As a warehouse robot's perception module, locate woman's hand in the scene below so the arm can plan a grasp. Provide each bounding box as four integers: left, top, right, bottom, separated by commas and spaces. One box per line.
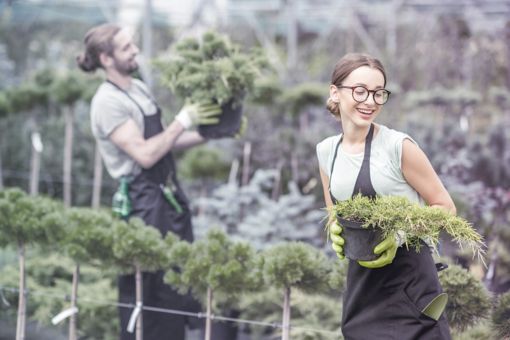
330, 221, 345, 260
358, 234, 398, 268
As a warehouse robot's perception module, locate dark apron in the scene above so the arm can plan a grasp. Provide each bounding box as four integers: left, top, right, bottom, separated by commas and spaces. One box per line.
329, 124, 451, 340
107, 81, 197, 340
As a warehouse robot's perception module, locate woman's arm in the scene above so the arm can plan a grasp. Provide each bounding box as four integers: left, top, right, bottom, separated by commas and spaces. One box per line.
319, 168, 336, 225
401, 139, 456, 214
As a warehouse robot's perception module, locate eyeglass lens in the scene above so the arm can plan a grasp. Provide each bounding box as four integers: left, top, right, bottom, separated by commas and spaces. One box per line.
352, 87, 389, 104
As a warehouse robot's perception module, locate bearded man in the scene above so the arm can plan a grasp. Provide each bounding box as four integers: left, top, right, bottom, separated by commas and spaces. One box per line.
78, 24, 220, 340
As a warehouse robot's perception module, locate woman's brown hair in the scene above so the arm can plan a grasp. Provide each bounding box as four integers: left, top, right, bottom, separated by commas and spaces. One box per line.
77, 23, 121, 72
326, 53, 386, 117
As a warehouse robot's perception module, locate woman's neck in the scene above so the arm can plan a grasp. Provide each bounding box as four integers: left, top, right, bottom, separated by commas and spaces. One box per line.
341, 121, 372, 146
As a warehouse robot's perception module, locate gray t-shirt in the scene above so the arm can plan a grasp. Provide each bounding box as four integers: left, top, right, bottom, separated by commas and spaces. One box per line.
316, 124, 423, 204
90, 79, 159, 179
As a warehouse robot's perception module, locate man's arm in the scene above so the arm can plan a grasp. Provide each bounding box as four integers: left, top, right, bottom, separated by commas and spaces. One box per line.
173, 131, 207, 151
109, 118, 185, 169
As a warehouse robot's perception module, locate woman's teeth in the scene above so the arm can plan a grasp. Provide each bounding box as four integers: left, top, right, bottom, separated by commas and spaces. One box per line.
357, 108, 373, 115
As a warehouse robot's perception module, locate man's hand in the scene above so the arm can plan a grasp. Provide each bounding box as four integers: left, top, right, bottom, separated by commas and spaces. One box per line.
175, 102, 222, 129
329, 221, 345, 260
358, 234, 398, 269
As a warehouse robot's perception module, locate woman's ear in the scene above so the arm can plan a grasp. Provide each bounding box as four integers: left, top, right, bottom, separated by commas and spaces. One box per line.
329, 84, 340, 103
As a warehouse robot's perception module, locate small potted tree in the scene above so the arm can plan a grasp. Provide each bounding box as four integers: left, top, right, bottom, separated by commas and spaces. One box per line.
54, 208, 115, 340
111, 217, 168, 340
259, 242, 332, 340
164, 229, 260, 340
0, 188, 63, 340
330, 195, 485, 261
155, 31, 271, 138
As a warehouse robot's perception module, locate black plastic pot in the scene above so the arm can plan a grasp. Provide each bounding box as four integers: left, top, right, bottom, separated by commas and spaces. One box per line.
337, 217, 383, 261
198, 99, 243, 139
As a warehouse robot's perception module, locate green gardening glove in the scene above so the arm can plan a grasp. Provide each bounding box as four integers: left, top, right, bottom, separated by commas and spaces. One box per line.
329, 221, 345, 260
358, 234, 398, 269
175, 101, 222, 129
234, 116, 248, 139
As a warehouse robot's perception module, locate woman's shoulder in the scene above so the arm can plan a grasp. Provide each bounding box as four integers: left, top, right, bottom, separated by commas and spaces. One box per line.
376, 124, 419, 168
316, 134, 341, 153
377, 124, 417, 147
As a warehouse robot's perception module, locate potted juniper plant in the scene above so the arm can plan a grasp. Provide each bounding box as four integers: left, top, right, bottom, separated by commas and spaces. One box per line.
155, 31, 271, 138
330, 195, 485, 261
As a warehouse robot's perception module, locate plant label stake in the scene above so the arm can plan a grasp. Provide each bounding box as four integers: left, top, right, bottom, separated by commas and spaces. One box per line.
127, 302, 142, 333
51, 307, 78, 325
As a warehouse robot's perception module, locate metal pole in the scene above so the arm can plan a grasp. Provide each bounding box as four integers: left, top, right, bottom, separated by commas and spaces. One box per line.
143, 0, 153, 90
286, 0, 298, 75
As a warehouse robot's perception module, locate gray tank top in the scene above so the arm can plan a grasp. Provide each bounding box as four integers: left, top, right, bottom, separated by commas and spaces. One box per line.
316, 124, 424, 204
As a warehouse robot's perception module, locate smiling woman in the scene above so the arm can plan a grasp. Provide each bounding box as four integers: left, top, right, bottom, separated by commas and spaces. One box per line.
317, 53, 455, 340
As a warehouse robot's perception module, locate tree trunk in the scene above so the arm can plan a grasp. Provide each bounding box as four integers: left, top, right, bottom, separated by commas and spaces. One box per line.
271, 160, 284, 201
0, 152, 4, 190
68, 264, 80, 340
29, 131, 42, 196
290, 152, 299, 184
241, 142, 252, 186
286, 0, 297, 73
142, 0, 154, 90
228, 158, 239, 186
298, 111, 309, 134
63, 106, 74, 207
205, 286, 213, 340
135, 264, 143, 340
16, 242, 26, 340
281, 286, 291, 340
91, 144, 103, 209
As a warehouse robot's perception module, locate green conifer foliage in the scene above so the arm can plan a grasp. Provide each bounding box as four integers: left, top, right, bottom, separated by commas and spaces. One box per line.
438, 263, 491, 332
111, 218, 168, 273
239, 288, 342, 340
0, 187, 63, 340
0, 187, 62, 250
62, 208, 115, 266
279, 83, 326, 119
0, 91, 10, 118
7, 84, 49, 113
51, 71, 89, 106
332, 195, 485, 259
164, 229, 259, 340
156, 31, 270, 107
0, 253, 119, 340
261, 242, 330, 293
492, 292, 510, 338
260, 242, 331, 340
110, 218, 168, 340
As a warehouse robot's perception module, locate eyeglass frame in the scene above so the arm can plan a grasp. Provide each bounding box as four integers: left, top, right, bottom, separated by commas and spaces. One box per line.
336, 85, 391, 105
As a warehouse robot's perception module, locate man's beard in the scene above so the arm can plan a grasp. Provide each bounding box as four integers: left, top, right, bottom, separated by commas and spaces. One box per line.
114, 59, 138, 75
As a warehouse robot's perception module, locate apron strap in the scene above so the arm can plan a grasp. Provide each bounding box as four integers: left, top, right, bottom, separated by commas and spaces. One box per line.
328, 134, 342, 205
351, 124, 377, 199
328, 124, 376, 203
106, 79, 158, 116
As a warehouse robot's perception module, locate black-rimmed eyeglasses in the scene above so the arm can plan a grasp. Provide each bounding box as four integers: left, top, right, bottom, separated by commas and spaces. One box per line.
337, 86, 391, 105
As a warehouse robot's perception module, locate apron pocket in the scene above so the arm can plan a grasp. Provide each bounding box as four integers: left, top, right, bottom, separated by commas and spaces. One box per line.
400, 289, 440, 323
421, 293, 448, 321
